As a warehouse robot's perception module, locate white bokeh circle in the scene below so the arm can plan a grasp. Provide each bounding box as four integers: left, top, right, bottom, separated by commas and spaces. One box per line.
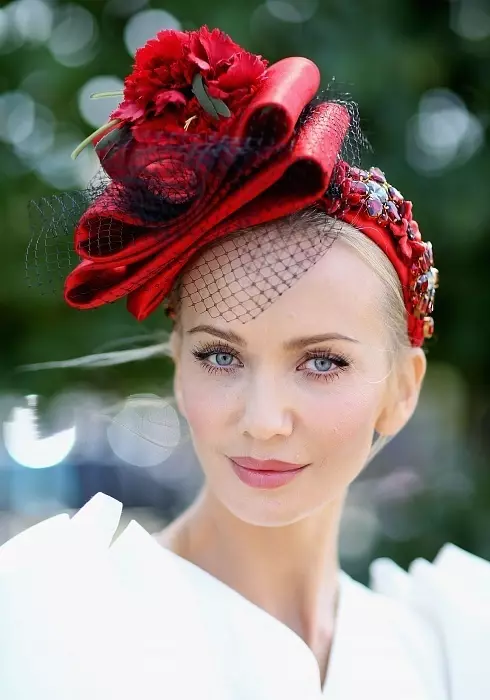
107, 393, 181, 467
123, 9, 181, 56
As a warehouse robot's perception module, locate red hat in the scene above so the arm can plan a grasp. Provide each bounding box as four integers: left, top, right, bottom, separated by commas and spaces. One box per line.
43, 26, 438, 346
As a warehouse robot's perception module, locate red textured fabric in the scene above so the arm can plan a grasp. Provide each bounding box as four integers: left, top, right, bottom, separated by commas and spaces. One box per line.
338, 209, 424, 347
65, 58, 346, 316
63, 27, 436, 347
110, 26, 270, 131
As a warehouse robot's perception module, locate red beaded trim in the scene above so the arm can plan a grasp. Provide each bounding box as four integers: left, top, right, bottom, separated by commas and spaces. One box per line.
323, 162, 438, 342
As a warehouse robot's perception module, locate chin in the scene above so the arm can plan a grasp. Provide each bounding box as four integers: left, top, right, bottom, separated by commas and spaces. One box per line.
212, 480, 324, 528
198, 451, 344, 527
229, 501, 312, 528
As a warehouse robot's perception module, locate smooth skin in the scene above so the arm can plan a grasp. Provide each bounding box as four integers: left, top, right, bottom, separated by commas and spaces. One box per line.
155, 229, 426, 686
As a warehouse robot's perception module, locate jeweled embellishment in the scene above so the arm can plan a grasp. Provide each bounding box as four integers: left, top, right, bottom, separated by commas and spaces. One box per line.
385, 200, 401, 222
366, 181, 388, 202
340, 164, 406, 228
323, 161, 438, 343
423, 316, 434, 339
410, 244, 439, 339
388, 185, 403, 203
366, 197, 384, 217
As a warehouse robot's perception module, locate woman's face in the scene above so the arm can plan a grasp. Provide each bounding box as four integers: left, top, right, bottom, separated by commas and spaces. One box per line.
173, 229, 412, 527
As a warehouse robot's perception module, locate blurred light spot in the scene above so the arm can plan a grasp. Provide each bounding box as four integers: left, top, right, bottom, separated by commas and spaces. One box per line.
378, 499, 427, 541
13, 103, 55, 158
54, 44, 97, 68
32, 128, 99, 189
437, 470, 474, 499
250, 5, 280, 43
105, 0, 149, 17
107, 394, 181, 467
375, 469, 424, 501
374, 470, 427, 542
0, 4, 24, 54
266, 1, 302, 22
0, 91, 35, 145
10, 0, 53, 43
52, 390, 108, 463
266, 0, 318, 22
124, 9, 181, 56
3, 395, 76, 469
0, 148, 30, 177
0, 8, 11, 48
339, 503, 380, 561
450, 0, 490, 40
407, 89, 484, 173
48, 3, 98, 67
78, 75, 124, 128
20, 69, 57, 103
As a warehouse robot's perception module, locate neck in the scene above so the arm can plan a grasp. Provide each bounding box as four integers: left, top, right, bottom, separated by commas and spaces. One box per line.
163, 485, 344, 657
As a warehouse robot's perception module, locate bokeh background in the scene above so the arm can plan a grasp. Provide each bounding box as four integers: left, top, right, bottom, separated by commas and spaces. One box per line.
0, 0, 489, 583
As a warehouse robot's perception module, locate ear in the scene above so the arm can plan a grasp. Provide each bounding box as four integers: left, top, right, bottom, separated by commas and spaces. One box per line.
375, 348, 427, 438
170, 328, 187, 419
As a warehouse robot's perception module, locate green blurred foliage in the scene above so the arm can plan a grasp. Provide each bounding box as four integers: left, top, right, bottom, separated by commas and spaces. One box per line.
1, 0, 489, 568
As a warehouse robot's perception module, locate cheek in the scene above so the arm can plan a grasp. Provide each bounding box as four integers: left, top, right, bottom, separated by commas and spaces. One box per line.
306, 383, 380, 462
179, 343, 383, 436
179, 362, 232, 439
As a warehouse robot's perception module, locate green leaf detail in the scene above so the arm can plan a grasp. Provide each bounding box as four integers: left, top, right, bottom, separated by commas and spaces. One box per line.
70, 119, 121, 160
191, 73, 231, 120
90, 91, 124, 100
213, 99, 231, 118
95, 125, 125, 152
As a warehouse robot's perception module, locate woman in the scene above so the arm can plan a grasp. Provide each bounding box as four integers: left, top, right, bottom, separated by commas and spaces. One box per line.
2, 25, 488, 700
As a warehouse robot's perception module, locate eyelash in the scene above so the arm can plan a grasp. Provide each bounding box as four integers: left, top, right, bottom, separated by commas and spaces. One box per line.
191, 342, 351, 383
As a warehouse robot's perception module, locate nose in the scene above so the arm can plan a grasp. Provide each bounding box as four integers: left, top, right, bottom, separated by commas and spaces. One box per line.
238, 372, 294, 441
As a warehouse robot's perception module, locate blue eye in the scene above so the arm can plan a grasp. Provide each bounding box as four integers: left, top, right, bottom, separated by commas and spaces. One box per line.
212, 352, 235, 367
299, 350, 350, 382
305, 357, 334, 373
191, 343, 351, 383
192, 345, 242, 373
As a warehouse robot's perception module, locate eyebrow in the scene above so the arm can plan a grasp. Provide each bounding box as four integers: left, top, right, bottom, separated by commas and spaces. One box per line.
186, 324, 359, 350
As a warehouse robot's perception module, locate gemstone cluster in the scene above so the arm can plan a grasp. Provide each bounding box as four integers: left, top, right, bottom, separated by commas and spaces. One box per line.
323, 162, 439, 341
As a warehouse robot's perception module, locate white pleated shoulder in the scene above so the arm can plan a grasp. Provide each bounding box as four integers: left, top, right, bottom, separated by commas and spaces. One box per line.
0, 493, 322, 700
325, 542, 490, 699
1, 493, 488, 700
369, 544, 490, 700
323, 571, 448, 698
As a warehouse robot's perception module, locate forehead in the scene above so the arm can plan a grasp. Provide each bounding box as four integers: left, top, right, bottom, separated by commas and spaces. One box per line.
179, 224, 387, 346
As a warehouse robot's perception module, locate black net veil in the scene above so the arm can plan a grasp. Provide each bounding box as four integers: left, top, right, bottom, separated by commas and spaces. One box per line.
26, 84, 372, 325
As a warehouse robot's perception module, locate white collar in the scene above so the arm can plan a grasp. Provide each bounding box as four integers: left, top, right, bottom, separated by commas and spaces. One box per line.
323, 572, 446, 699
115, 521, 446, 699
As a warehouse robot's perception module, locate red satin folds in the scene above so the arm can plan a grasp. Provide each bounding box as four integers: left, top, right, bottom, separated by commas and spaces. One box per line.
64, 57, 352, 320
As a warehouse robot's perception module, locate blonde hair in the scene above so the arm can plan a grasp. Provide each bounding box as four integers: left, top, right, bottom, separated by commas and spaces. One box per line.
298, 208, 411, 352
20, 208, 412, 463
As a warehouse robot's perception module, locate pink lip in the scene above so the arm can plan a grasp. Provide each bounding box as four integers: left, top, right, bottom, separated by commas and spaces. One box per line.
229, 458, 308, 490
229, 457, 307, 472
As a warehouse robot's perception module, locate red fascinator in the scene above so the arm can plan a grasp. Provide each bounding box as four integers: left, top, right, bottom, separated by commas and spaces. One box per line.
28, 25, 438, 347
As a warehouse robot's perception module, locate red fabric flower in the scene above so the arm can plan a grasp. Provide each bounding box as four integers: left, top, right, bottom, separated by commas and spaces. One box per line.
389, 200, 425, 262
389, 217, 412, 260
111, 26, 268, 134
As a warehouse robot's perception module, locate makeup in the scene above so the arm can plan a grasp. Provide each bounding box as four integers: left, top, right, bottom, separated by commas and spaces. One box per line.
229, 457, 308, 489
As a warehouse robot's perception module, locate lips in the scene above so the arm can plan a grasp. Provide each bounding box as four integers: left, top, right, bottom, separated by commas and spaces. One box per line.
229, 457, 307, 472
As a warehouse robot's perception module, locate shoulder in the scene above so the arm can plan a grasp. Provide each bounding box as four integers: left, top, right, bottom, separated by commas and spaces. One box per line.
363, 545, 490, 700
343, 571, 443, 651
336, 571, 449, 699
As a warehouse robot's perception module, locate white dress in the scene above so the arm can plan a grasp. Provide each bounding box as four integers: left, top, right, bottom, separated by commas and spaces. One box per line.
0, 493, 488, 699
